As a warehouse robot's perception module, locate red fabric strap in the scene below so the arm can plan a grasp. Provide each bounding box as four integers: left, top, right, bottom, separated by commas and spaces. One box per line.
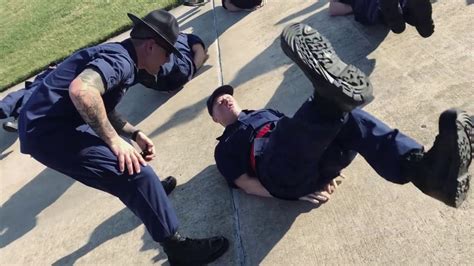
249, 123, 272, 173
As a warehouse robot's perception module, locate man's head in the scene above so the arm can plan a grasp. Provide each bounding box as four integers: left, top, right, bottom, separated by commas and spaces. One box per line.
128, 10, 182, 75
207, 85, 241, 126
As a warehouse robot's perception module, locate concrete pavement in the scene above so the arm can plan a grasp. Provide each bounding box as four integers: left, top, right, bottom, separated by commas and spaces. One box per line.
1, 0, 473, 265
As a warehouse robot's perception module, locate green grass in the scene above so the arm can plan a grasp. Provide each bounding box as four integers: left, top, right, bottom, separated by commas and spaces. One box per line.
0, 0, 180, 91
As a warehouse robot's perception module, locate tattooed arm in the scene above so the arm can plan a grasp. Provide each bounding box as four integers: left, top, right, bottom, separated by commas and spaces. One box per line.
69, 68, 146, 174
69, 68, 117, 143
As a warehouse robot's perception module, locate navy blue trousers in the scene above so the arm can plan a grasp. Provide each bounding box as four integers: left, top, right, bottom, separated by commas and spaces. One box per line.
0, 89, 26, 119
258, 96, 423, 199
23, 125, 179, 242
1, 67, 54, 119
351, 0, 408, 25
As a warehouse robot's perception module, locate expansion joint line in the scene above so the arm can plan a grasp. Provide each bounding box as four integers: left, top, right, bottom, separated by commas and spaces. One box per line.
211, 3, 244, 265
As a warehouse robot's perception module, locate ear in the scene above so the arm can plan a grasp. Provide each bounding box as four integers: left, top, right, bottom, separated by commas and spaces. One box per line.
144, 39, 154, 52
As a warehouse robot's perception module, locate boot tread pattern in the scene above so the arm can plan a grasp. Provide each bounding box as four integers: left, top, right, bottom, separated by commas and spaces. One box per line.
281, 23, 372, 109
454, 111, 472, 207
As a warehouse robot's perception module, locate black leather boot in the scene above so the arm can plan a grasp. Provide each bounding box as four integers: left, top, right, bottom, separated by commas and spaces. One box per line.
403, 0, 434, 38
401, 109, 473, 207
380, 0, 406, 34
162, 232, 229, 265
161, 176, 177, 195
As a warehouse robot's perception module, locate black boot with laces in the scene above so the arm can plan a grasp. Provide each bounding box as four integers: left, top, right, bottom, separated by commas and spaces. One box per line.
401, 109, 473, 207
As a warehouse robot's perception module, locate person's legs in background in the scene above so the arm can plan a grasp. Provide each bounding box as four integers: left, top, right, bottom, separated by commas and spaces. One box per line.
187, 33, 209, 70
402, 0, 435, 37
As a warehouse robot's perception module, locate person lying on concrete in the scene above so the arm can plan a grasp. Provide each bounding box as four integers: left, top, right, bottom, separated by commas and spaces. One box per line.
17, 9, 228, 265
222, 0, 266, 12
329, 0, 435, 37
208, 22, 472, 208
137, 32, 208, 93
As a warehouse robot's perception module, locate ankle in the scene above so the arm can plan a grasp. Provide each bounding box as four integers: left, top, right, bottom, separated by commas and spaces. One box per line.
162, 231, 184, 244
400, 149, 425, 181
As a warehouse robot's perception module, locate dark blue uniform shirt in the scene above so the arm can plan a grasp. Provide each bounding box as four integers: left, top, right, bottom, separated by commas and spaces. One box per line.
214, 109, 284, 187
19, 39, 139, 153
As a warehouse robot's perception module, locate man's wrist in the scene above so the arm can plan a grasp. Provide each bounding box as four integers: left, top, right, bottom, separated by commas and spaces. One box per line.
131, 130, 142, 141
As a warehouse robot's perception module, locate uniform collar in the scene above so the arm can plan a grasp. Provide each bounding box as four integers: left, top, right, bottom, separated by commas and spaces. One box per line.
121, 39, 138, 66
121, 38, 139, 85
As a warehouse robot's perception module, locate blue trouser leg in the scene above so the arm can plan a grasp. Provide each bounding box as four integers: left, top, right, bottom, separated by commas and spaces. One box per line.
0, 89, 26, 119
334, 108, 423, 184
352, 0, 384, 25
0, 66, 53, 119
26, 126, 179, 242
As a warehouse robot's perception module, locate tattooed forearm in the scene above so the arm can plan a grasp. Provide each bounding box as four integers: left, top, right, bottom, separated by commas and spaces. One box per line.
70, 68, 118, 145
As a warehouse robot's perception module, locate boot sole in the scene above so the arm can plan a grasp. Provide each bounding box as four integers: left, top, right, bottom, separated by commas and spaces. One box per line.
280, 23, 373, 112
439, 109, 473, 207
406, 0, 434, 38
380, 0, 406, 33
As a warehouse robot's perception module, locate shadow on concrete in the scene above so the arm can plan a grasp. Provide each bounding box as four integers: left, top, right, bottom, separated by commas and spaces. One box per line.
180, 6, 251, 41
150, 165, 236, 265
52, 165, 235, 265
116, 84, 176, 126
237, 196, 316, 264
0, 169, 74, 248
176, 6, 202, 24
275, 0, 328, 26
193, 64, 213, 79
149, 97, 207, 138
51, 207, 142, 266
229, 5, 390, 89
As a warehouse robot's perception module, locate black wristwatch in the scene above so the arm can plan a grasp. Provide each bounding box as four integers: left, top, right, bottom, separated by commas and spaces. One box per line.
131, 130, 142, 141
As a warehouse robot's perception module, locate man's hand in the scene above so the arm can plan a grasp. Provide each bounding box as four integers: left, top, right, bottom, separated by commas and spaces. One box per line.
109, 137, 147, 175
299, 179, 339, 205
324, 179, 338, 194
134, 131, 156, 161
299, 191, 332, 205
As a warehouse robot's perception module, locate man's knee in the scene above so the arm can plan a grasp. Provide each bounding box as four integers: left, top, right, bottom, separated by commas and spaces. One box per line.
126, 166, 162, 186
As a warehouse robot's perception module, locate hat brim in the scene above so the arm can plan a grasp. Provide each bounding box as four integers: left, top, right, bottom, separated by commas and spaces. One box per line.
128, 13, 183, 59
207, 85, 234, 116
